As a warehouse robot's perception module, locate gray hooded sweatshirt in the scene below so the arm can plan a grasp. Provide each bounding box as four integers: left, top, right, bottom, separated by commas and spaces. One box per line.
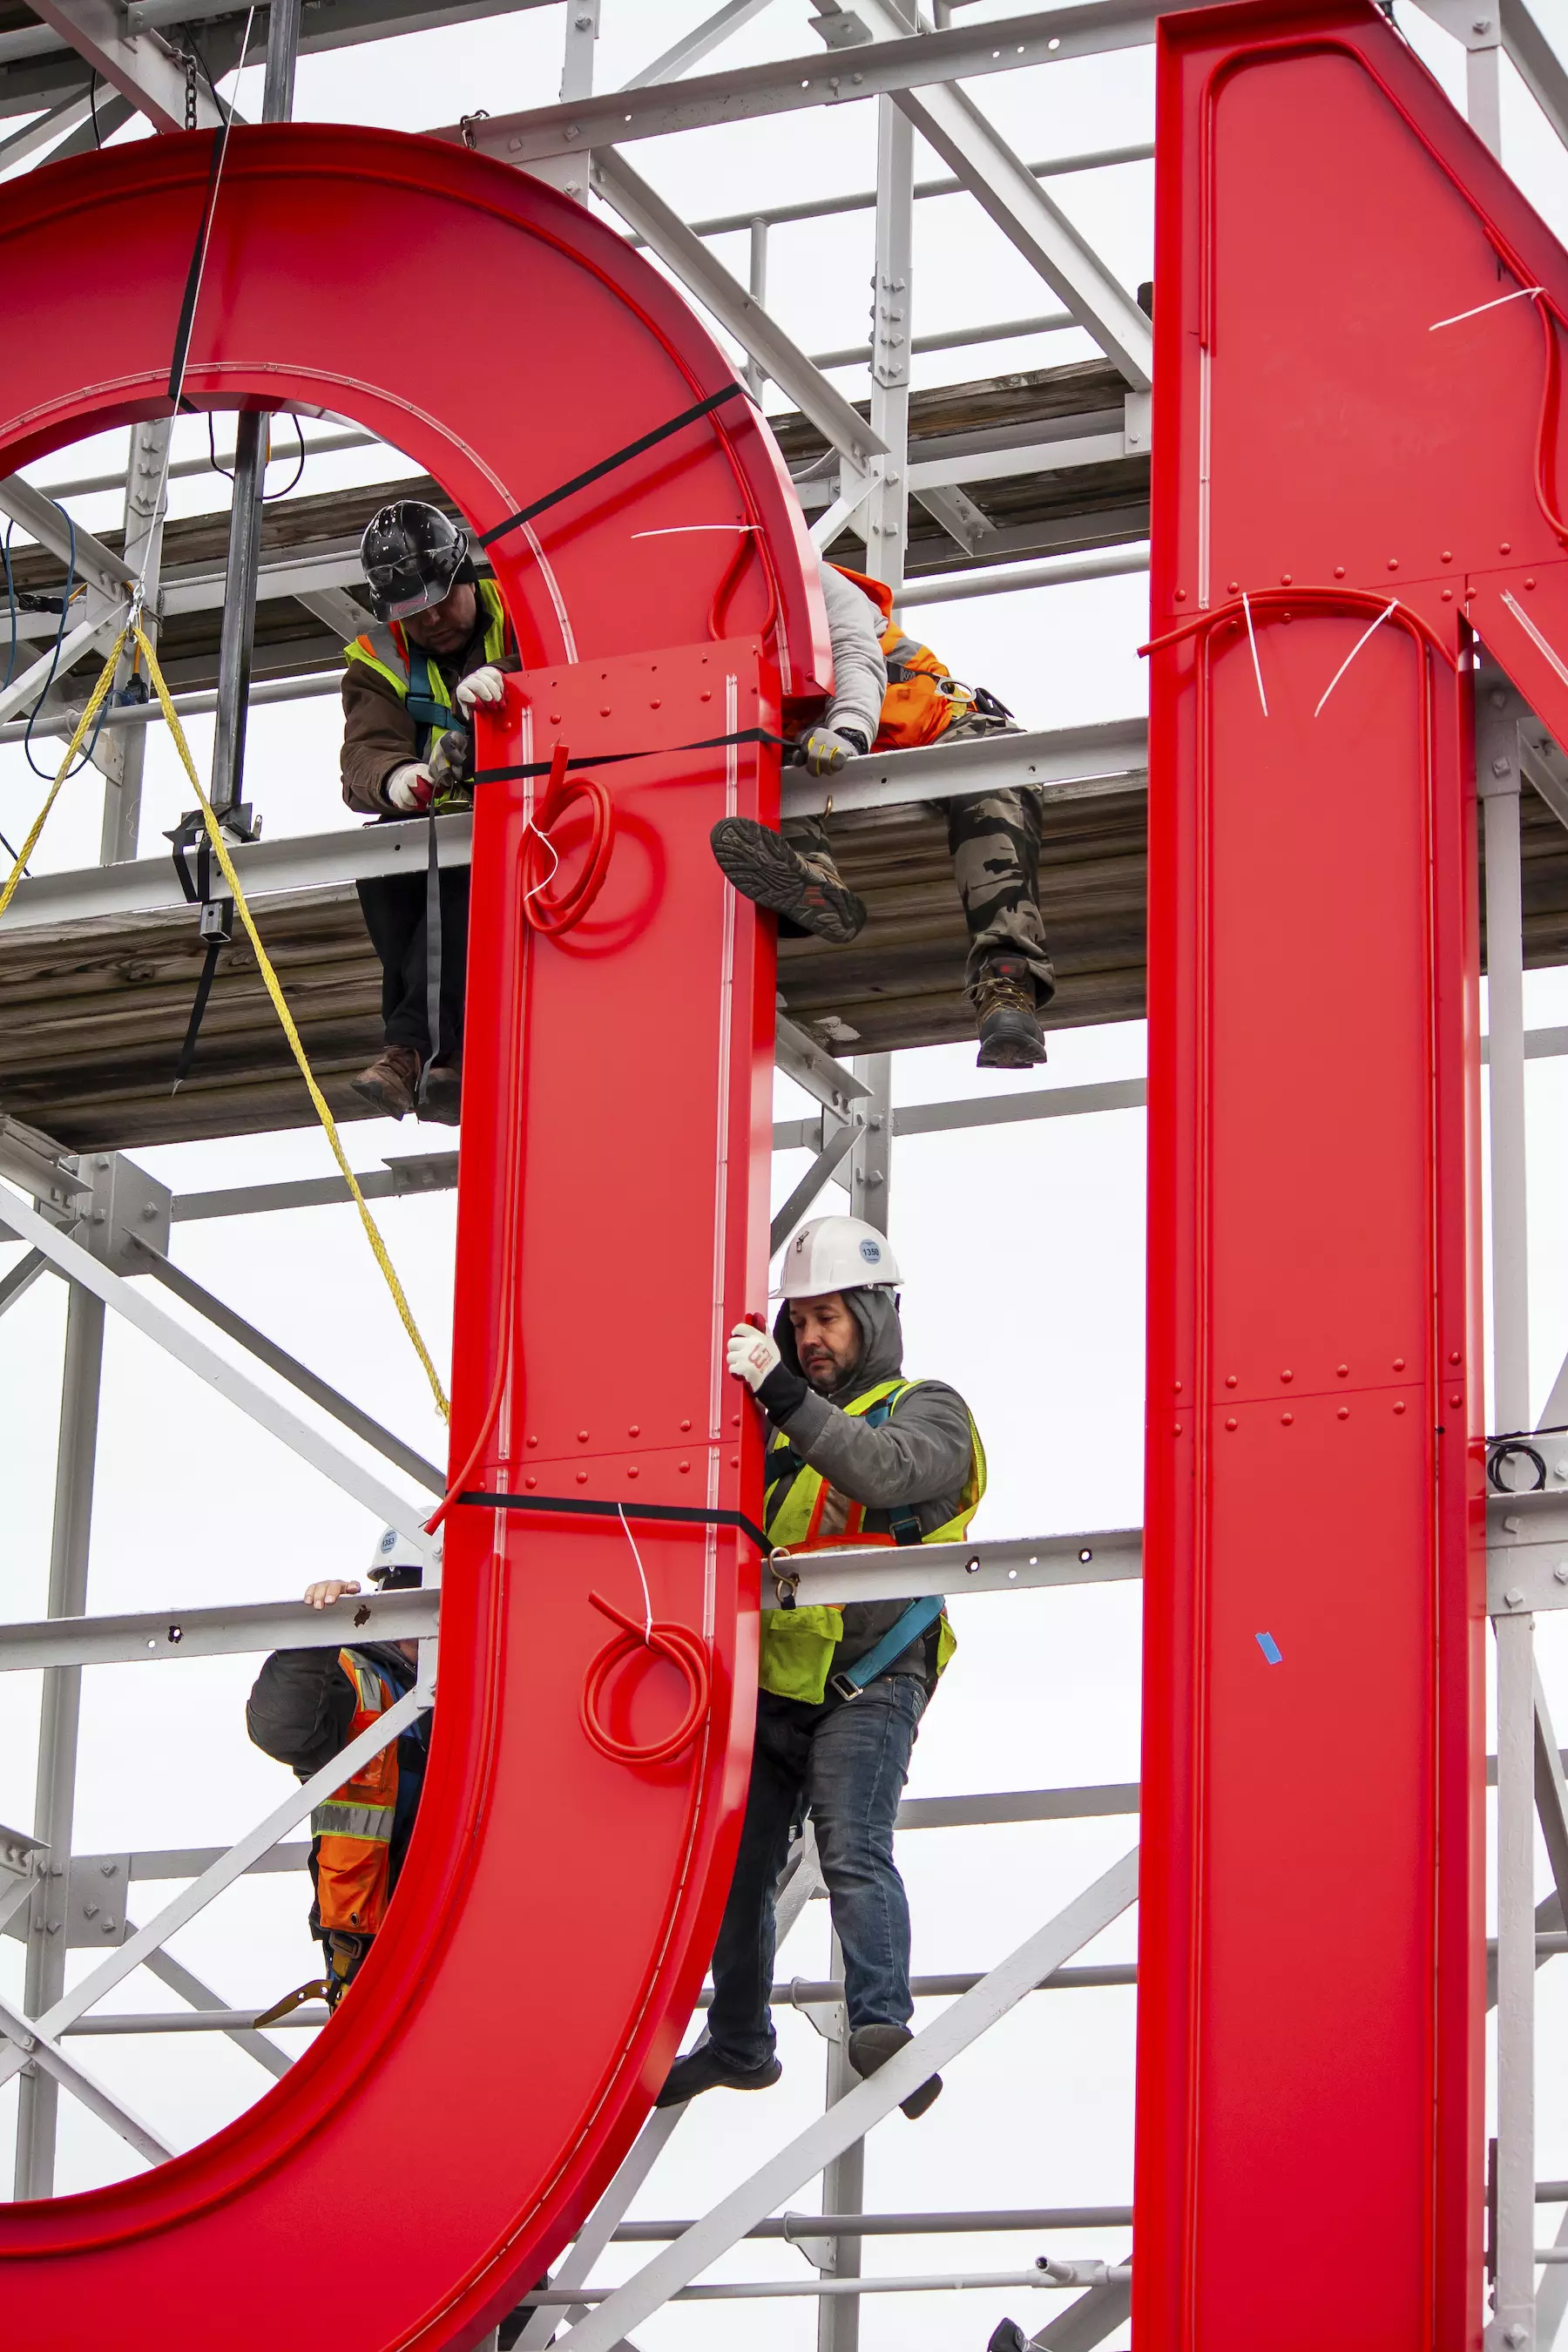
764, 1288, 977, 1685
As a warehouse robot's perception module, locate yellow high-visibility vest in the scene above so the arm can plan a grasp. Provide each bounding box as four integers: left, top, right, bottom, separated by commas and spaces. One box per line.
760, 1377, 985, 1705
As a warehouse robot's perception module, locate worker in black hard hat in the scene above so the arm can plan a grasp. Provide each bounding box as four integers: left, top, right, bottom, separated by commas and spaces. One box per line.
340, 499, 520, 1124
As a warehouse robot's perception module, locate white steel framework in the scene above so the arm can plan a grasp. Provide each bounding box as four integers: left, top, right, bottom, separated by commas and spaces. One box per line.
0, 6, 1566, 2351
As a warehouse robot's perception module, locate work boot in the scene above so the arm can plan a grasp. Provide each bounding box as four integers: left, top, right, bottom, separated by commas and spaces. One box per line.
974, 957, 1046, 1071
419, 1053, 462, 1125
988, 2323, 1031, 2352
709, 816, 867, 944
846, 2022, 943, 2119
350, 1043, 422, 1119
654, 2039, 782, 2108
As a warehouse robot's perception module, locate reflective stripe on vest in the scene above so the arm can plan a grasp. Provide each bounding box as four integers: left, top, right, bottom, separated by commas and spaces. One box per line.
758, 1379, 986, 1705
342, 579, 512, 761
828, 563, 977, 751
311, 1648, 401, 1935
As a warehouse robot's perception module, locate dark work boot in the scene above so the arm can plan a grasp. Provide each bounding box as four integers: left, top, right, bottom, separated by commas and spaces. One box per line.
419, 1053, 462, 1125
709, 817, 867, 944
988, 2323, 1031, 2352
974, 957, 1047, 1071
350, 1043, 422, 1119
846, 2021, 943, 2119
655, 2039, 782, 2108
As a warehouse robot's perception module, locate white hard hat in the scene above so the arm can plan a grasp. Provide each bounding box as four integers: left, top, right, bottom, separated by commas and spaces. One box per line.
367, 1524, 425, 1585
773, 1214, 902, 1299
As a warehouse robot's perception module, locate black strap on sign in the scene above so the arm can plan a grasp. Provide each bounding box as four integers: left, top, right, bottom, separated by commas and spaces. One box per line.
457, 1490, 770, 1556
473, 726, 789, 789
166, 123, 231, 414
479, 382, 750, 552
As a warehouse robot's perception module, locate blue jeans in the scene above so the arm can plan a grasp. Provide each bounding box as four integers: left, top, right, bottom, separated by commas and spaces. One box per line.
706, 1675, 929, 2069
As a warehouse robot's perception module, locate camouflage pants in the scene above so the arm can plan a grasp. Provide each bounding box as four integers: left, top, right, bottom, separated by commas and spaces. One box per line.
782, 750, 1055, 1010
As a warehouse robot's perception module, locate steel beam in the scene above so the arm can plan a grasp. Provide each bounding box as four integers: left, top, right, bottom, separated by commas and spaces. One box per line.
24, 0, 224, 130
622, 0, 778, 88
0, 808, 470, 934
820, 0, 1152, 387
434, 4, 1200, 165
769, 1116, 861, 1253
135, 1245, 445, 1494
780, 719, 1148, 819
14, 1283, 104, 2200
0, 1586, 439, 1675
100, 420, 173, 863
0, 1682, 431, 2096
551, 1848, 1139, 2352
0, 1987, 174, 2166
590, 150, 886, 470
0, 1184, 437, 1555
1501, 0, 1568, 152
0, 475, 135, 603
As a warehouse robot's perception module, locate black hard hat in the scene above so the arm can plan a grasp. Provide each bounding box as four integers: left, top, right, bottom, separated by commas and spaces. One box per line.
359, 499, 470, 623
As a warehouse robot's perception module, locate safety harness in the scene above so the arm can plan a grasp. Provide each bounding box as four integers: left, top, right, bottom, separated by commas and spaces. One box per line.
830, 564, 1015, 751
760, 1379, 985, 1707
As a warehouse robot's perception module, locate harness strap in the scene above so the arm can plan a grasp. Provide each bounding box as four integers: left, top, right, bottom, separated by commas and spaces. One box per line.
829, 1592, 946, 1702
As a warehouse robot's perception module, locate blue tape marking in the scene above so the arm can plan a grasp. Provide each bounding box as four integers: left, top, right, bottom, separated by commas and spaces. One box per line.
1255, 1631, 1283, 1665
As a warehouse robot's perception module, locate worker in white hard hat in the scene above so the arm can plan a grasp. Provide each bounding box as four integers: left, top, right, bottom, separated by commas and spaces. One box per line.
657, 1214, 984, 2120
246, 1527, 432, 2013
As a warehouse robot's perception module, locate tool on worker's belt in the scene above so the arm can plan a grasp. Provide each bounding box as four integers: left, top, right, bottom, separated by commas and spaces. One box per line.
322, 1930, 370, 2009
253, 1977, 327, 2029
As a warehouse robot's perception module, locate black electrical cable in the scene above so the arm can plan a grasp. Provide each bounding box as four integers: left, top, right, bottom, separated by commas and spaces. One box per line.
88, 71, 102, 148
18, 507, 112, 785
206, 409, 307, 500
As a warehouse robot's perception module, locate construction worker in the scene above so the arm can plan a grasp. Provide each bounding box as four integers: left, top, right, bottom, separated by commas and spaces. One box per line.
246, 1528, 430, 2012
341, 499, 519, 1123
658, 1213, 983, 2119
709, 562, 1053, 1069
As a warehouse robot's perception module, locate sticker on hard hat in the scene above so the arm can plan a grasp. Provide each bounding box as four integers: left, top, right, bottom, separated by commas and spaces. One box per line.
379, 1529, 398, 1554
859, 1239, 882, 1263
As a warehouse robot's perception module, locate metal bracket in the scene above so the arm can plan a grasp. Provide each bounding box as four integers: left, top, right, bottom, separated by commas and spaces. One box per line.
73, 1151, 173, 1271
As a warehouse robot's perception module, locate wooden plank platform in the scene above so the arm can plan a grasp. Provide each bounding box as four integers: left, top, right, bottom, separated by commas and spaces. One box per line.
2, 781, 1565, 1152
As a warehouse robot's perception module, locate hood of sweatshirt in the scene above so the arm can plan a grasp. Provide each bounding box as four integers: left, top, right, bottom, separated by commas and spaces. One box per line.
771, 1283, 905, 1407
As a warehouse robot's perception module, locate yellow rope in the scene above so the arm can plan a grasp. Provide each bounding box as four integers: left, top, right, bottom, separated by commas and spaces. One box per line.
132, 625, 450, 1421
0, 630, 129, 925
0, 619, 450, 1422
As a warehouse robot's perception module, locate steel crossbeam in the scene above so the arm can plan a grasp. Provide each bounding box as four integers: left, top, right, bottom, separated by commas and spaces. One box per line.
0, 1986, 174, 2164
0, 1587, 439, 1675
552, 1848, 1139, 2352
0, 1681, 430, 2099
0, 1184, 436, 1556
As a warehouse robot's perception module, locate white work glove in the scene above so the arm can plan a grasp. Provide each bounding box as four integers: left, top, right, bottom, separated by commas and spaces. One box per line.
727, 1321, 781, 1392
385, 761, 434, 814
455, 664, 506, 714
798, 725, 862, 779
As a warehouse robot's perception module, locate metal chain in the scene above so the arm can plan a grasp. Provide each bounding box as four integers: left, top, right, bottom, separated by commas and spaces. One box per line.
185, 50, 197, 131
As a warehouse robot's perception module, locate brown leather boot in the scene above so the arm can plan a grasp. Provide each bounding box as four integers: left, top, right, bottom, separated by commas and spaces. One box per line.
350, 1043, 422, 1118
709, 816, 867, 943
975, 957, 1046, 1070
419, 1054, 462, 1125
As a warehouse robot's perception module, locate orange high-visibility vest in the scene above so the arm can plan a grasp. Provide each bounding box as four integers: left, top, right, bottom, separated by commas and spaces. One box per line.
311, 1650, 400, 1936
831, 564, 977, 751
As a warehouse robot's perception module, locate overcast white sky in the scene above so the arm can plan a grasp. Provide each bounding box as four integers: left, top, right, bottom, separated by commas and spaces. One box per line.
4, 5, 1568, 2348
